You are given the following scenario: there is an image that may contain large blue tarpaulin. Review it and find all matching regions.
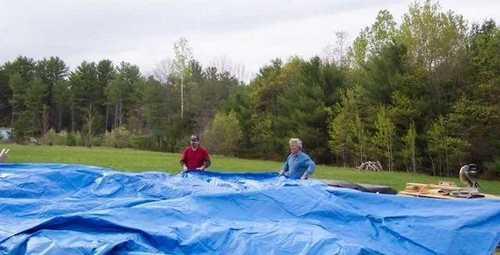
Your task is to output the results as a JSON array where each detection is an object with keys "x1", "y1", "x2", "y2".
[{"x1": 0, "y1": 163, "x2": 499, "y2": 254}]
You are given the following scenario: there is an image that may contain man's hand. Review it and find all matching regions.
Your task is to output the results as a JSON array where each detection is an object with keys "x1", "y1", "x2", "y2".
[
  {"x1": 279, "y1": 169, "x2": 286, "y2": 176},
  {"x1": 0, "y1": 148, "x2": 9, "y2": 162},
  {"x1": 179, "y1": 165, "x2": 189, "y2": 176},
  {"x1": 300, "y1": 174, "x2": 308, "y2": 180}
]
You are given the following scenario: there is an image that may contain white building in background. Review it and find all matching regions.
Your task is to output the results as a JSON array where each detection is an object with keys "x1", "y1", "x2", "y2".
[{"x1": 0, "y1": 128, "x2": 12, "y2": 141}]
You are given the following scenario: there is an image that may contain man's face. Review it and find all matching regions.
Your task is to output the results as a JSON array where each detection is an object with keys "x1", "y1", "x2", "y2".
[
  {"x1": 190, "y1": 139, "x2": 200, "y2": 148},
  {"x1": 290, "y1": 144, "x2": 300, "y2": 154}
]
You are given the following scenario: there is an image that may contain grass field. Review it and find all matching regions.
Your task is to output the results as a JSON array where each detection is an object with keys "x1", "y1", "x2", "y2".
[{"x1": 3, "y1": 144, "x2": 500, "y2": 195}]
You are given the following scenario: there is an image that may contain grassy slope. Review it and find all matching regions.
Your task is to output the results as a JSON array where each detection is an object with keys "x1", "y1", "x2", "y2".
[{"x1": 4, "y1": 144, "x2": 500, "y2": 195}]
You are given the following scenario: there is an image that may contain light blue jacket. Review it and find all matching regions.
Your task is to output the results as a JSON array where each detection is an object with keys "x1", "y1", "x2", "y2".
[{"x1": 282, "y1": 152, "x2": 316, "y2": 179}]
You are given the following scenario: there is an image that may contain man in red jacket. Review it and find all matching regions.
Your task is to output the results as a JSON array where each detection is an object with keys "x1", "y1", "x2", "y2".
[{"x1": 180, "y1": 135, "x2": 211, "y2": 171}]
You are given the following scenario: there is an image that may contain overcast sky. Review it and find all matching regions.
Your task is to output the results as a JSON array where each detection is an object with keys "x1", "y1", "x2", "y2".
[{"x1": 1, "y1": 0, "x2": 498, "y2": 80}]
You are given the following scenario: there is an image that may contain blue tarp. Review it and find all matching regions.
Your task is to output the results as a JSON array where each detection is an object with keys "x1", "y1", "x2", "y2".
[{"x1": 0, "y1": 163, "x2": 499, "y2": 255}]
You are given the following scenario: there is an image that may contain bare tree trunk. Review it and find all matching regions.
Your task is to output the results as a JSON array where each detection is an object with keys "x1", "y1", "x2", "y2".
[
  {"x1": 85, "y1": 104, "x2": 94, "y2": 147},
  {"x1": 57, "y1": 106, "x2": 62, "y2": 132},
  {"x1": 445, "y1": 145, "x2": 449, "y2": 177},
  {"x1": 10, "y1": 111, "x2": 14, "y2": 127},
  {"x1": 71, "y1": 104, "x2": 75, "y2": 132},
  {"x1": 430, "y1": 155, "x2": 436, "y2": 176},
  {"x1": 389, "y1": 147, "x2": 393, "y2": 172},
  {"x1": 118, "y1": 100, "x2": 123, "y2": 127},
  {"x1": 342, "y1": 145, "x2": 346, "y2": 168},
  {"x1": 42, "y1": 105, "x2": 49, "y2": 135},
  {"x1": 105, "y1": 104, "x2": 109, "y2": 132},
  {"x1": 412, "y1": 146, "x2": 416, "y2": 173},
  {"x1": 181, "y1": 75, "x2": 184, "y2": 119},
  {"x1": 439, "y1": 155, "x2": 443, "y2": 177},
  {"x1": 114, "y1": 103, "x2": 119, "y2": 129},
  {"x1": 385, "y1": 141, "x2": 391, "y2": 172}
]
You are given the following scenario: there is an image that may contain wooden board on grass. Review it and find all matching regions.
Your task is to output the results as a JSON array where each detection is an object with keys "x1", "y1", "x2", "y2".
[{"x1": 399, "y1": 182, "x2": 500, "y2": 200}]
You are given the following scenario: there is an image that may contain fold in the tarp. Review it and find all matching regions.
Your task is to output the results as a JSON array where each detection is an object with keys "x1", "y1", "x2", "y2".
[{"x1": 0, "y1": 163, "x2": 499, "y2": 254}]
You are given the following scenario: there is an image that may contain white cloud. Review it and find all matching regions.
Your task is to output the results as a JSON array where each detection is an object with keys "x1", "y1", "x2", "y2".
[{"x1": 0, "y1": 0, "x2": 498, "y2": 80}]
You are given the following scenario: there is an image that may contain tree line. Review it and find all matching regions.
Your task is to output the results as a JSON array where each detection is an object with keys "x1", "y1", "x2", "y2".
[
  {"x1": 0, "y1": 1, "x2": 498, "y2": 177},
  {"x1": 0, "y1": 37, "x2": 241, "y2": 152}
]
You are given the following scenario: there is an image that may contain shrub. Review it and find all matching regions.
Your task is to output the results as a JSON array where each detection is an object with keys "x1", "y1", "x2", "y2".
[
  {"x1": 66, "y1": 132, "x2": 77, "y2": 146},
  {"x1": 40, "y1": 129, "x2": 56, "y2": 145},
  {"x1": 54, "y1": 131, "x2": 68, "y2": 145},
  {"x1": 74, "y1": 132, "x2": 83, "y2": 146},
  {"x1": 40, "y1": 129, "x2": 67, "y2": 145},
  {"x1": 129, "y1": 135, "x2": 155, "y2": 150},
  {"x1": 92, "y1": 135, "x2": 103, "y2": 147},
  {"x1": 204, "y1": 111, "x2": 242, "y2": 156},
  {"x1": 484, "y1": 159, "x2": 500, "y2": 180},
  {"x1": 103, "y1": 127, "x2": 131, "y2": 148},
  {"x1": 64, "y1": 131, "x2": 83, "y2": 146}
]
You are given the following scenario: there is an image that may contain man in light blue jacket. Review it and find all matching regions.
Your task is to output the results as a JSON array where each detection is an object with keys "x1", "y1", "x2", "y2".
[{"x1": 279, "y1": 138, "x2": 316, "y2": 180}]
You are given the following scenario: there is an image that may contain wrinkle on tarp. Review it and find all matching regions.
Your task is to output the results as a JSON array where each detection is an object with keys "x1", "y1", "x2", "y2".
[{"x1": 0, "y1": 163, "x2": 499, "y2": 255}]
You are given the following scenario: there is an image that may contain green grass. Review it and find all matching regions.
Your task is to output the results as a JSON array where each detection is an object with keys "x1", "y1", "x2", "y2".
[{"x1": 3, "y1": 144, "x2": 500, "y2": 195}]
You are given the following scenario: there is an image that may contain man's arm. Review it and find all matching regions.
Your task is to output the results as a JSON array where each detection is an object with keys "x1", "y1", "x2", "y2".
[
  {"x1": 279, "y1": 158, "x2": 289, "y2": 176},
  {"x1": 196, "y1": 149, "x2": 211, "y2": 170},
  {"x1": 202, "y1": 159, "x2": 211, "y2": 169},
  {"x1": 301, "y1": 157, "x2": 316, "y2": 180},
  {"x1": 180, "y1": 160, "x2": 188, "y2": 170},
  {"x1": 180, "y1": 148, "x2": 188, "y2": 170}
]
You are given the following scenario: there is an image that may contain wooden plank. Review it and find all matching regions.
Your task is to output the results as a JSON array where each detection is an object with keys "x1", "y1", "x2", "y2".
[
  {"x1": 398, "y1": 191, "x2": 456, "y2": 200},
  {"x1": 405, "y1": 182, "x2": 462, "y2": 191},
  {"x1": 400, "y1": 182, "x2": 500, "y2": 200}
]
